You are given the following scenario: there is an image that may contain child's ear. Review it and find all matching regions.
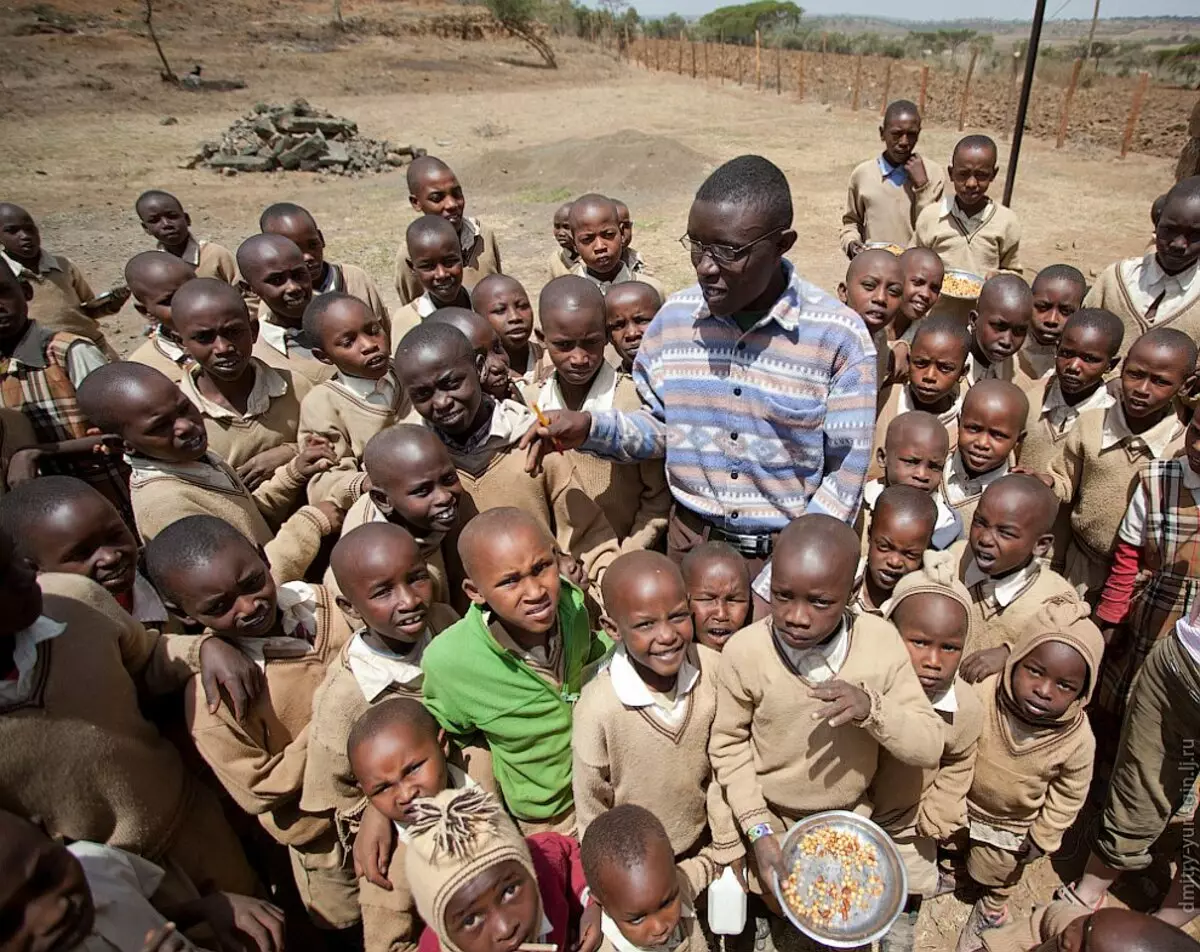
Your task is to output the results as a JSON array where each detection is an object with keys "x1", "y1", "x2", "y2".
[
  {"x1": 313, "y1": 347, "x2": 333, "y2": 366},
  {"x1": 316, "y1": 229, "x2": 327, "y2": 250},
  {"x1": 19, "y1": 280, "x2": 33, "y2": 302},
  {"x1": 967, "y1": 310, "x2": 978, "y2": 329},
  {"x1": 161, "y1": 595, "x2": 196, "y2": 627},
  {"x1": 837, "y1": 282, "x2": 849, "y2": 305},
  {"x1": 369, "y1": 487, "x2": 394, "y2": 516},
  {"x1": 408, "y1": 194, "x2": 421, "y2": 214},
  {"x1": 777, "y1": 229, "x2": 798, "y2": 256},
  {"x1": 875, "y1": 445, "x2": 887, "y2": 470},
  {"x1": 474, "y1": 352, "x2": 486, "y2": 378},
  {"x1": 599, "y1": 613, "x2": 621, "y2": 643},
  {"x1": 462, "y1": 577, "x2": 486, "y2": 608},
  {"x1": 236, "y1": 279, "x2": 253, "y2": 296},
  {"x1": 1032, "y1": 532, "x2": 1054, "y2": 560},
  {"x1": 335, "y1": 594, "x2": 362, "y2": 622},
  {"x1": 183, "y1": 212, "x2": 192, "y2": 228},
  {"x1": 437, "y1": 727, "x2": 448, "y2": 755},
  {"x1": 1106, "y1": 356, "x2": 1120, "y2": 374}
]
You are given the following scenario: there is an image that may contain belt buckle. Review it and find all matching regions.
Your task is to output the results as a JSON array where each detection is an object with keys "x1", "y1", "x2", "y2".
[{"x1": 722, "y1": 529, "x2": 773, "y2": 559}]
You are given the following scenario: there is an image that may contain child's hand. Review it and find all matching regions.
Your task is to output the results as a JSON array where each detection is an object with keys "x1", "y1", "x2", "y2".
[
  {"x1": 730, "y1": 856, "x2": 749, "y2": 890},
  {"x1": 81, "y1": 285, "x2": 131, "y2": 316},
  {"x1": 141, "y1": 924, "x2": 188, "y2": 952},
  {"x1": 353, "y1": 801, "x2": 397, "y2": 890},
  {"x1": 889, "y1": 340, "x2": 910, "y2": 384},
  {"x1": 751, "y1": 834, "x2": 788, "y2": 892},
  {"x1": 196, "y1": 893, "x2": 285, "y2": 952},
  {"x1": 809, "y1": 680, "x2": 872, "y2": 727},
  {"x1": 6, "y1": 448, "x2": 43, "y2": 486},
  {"x1": 904, "y1": 154, "x2": 929, "y2": 189},
  {"x1": 575, "y1": 903, "x2": 603, "y2": 952},
  {"x1": 1008, "y1": 466, "x2": 1054, "y2": 489},
  {"x1": 312, "y1": 500, "x2": 345, "y2": 536},
  {"x1": 198, "y1": 637, "x2": 264, "y2": 722},
  {"x1": 556, "y1": 549, "x2": 588, "y2": 589},
  {"x1": 293, "y1": 436, "x2": 336, "y2": 478},
  {"x1": 959, "y1": 646, "x2": 1010, "y2": 684},
  {"x1": 237, "y1": 445, "x2": 296, "y2": 490}
]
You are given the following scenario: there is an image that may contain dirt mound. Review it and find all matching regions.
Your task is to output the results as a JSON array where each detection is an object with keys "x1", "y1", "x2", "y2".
[{"x1": 459, "y1": 131, "x2": 713, "y2": 200}]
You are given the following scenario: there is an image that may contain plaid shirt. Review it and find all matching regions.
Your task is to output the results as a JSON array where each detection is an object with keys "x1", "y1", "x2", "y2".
[{"x1": 584, "y1": 262, "x2": 877, "y2": 532}]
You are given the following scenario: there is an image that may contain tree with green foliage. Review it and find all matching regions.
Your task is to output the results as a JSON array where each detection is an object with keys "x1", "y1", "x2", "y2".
[
  {"x1": 697, "y1": 0, "x2": 803, "y2": 44},
  {"x1": 482, "y1": 0, "x2": 557, "y2": 67}
]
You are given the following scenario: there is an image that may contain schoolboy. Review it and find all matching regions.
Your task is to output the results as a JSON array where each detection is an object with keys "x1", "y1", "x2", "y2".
[
  {"x1": 173, "y1": 278, "x2": 310, "y2": 483},
  {"x1": 531, "y1": 277, "x2": 670, "y2": 552},
  {"x1": 346, "y1": 698, "x2": 481, "y2": 952},
  {"x1": 0, "y1": 202, "x2": 122, "y2": 356},
  {"x1": 0, "y1": 529, "x2": 260, "y2": 900},
  {"x1": 613, "y1": 198, "x2": 654, "y2": 276},
  {"x1": 236, "y1": 233, "x2": 334, "y2": 387},
  {"x1": 569, "y1": 194, "x2": 665, "y2": 298},
  {"x1": 873, "y1": 314, "x2": 971, "y2": 475},
  {"x1": 573, "y1": 552, "x2": 739, "y2": 890},
  {"x1": 871, "y1": 551, "x2": 982, "y2": 952},
  {"x1": 983, "y1": 906, "x2": 1200, "y2": 952},
  {"x1": 949, "y1": 475, "x2": 1078, "y2": 683},
  {"x1": 605, "y1": 280, "x2": 662, "y2": 376},
  {"x1": 146, "y1": 514, "x2": 357, "y2": 931},
  {"x1": 957, "y1": 599, "x2": 1100, "y2": 950},
  {"x1": 472, "y1": 273, "x2": 544, "y2": 387},
  {"x1": 863, "y1": 411, "x2": 963, "y2": 551},
  {"x1": 1015, "y1": 265, "x2": 1087, "y2": 387},
  {"x1": 966, "y1": 274, "x2": 1032, "y2": 387},
  {"x1": 124, "y1": 250, "x2": 197, "y2": 383},
  {"x1": 427, "y1": 306, "x2": 518, "y2": 403},
  {"x1": 0, "y1": 258, "x2": 130, "y2": 516},
  {"x1": 893, "y1": 246, "x2": 944, "y2": 342},
  {"x1": 855, "y1": 484, "x2": 936, "y2": 616},
  {"x1": 135, "y1": 189, "x2": 238, "y2": 284},
  {"x1": 396, "y1": 322, "x2": 620, "y2": 583},
  {"x1": 841, "y1": 99, "x2": 944, "y2": 258},
  {"x1": 940, "y1": 380, "x2": 1028, "y2": 530},
  {"x1": 260, "y1": 201, "x2": 390, "y2": 325},
  {"x1": 422, "y1": 507, "x2": 614, "y2": 834},
  {"x1": 912, "y1": 135, "x2": 1022, "y2": 278},
  {"x1": 75, "y1": 362, "x2": 338, "y2": 582},
  {"x1": 581, "y1": 805, "x2": 709, "y2": 952},
  {"x1": 394, "y1": 156, "x2": 502, "y2": 305},
  {"x1": 839, "y1": 247, "x2": 905, "y2": 392},
  {"x1": 393, "y1": 215, "x2": 474, "y2": 336},
  {"x1": 404, "y1": 788, "x2": 598, "y2": 952},
  {"x1": 549, "y1": 199, "x2": 579, "y2": 279},
  {"x1": 1082, "y1": 175, "x2": 1200, "y2": 358},
  {"x1": 299, "y1": 291, "x2": 411, "y2": 506},
  {"x1": 709, "y1": 515, "x2": 943, "y2": 902},
  {"x1": 1042, "y1": 326, "x2": 1194, "y2": 602},
  {"x1": 680, "y1": 541, "x2": 750, "y2": 652}
]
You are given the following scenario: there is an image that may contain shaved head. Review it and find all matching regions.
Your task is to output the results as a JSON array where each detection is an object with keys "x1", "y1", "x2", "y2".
[
  {"x1": 170, "y1": 277, "x2": 249, "y2": 332},
  {"x1": 539, "y1": 275, "x2": 606, "y2": 334},
  {"x1": 962, "y1": 378, "x2": 1028, "y2": 426},
  {"x1": 395, "y1": 321, "x2": 474, "y2": 372},
  {"x1": 899, "y1": 246, "x2": 942, "y2": 274},
  {"x1": 883, "y1": 99, "x2": 920, "y2": 125},
  {"x1": 1073, "y1": 908, "x2": 1200, "y2": 952},
  {"x1": 236, "y1": 233, "x2": 304, "y2": 278},
  {"x1": 347, "y1": 696, "x2": 441, "y2": 767},
  {"x1": 426, "y1": 306, "x2": 492, "y2": 342},
  {"x1": 406, "y1": 213, "x2": 459, "y2": 254},
  {"x1": 406, "y1": 155, "x2": 455, "y2": 193},
  {"x1": 75, "y1": 362, "x2": 177, "y2": 433},
  {"x1": 259, "y1": 201, "x2": 317, "y2": 233},
  {"x1": 569, "y1": 193, "x2": 620, "y2": 231},
  {"x1": 886, "y1": 410, "x2": 950, "y2": 457},
  {"x1": 985, "y1": 474, "x2": 1059, "y2": 535},
  {"x1": 875, "y1": 483, "x2": 936, "y2": 528},
  {"x1": 605, "y1": 280, "x2": 661, "y2": 314},
  {"x1": 774, "y1": 513, "x2": 860, "y2": 578},
  {"x1": 600, "y1": 550, "x2": 684, "y2": 619},
  {"x1": 331, "y1": 522, "x2": 421, "y2": 591},
  {"x1": 364, "y1": 423, "x2": 450, "y2": 479},
  {"x1": 0, "y1": 202, "x2": 34, "y2": 225},
  {"x1": 457, "y1": 507, "x2": 554, "y2": 580},
  {"x1": 123, "y1": 251, "x2": 196, "y2": 297},
  {"x1": 977, "y1": 272, "x2": 1033, "y2": 315},
  {"x1": 847, "y1": 248, "x2": 903, "y2": 282},
  {"x1": 1129, "y1": 325, "x2": 1198, "y2": 370}
]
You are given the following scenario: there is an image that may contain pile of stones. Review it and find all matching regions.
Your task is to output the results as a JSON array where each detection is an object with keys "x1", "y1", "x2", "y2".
[{"x1": 184, "y1": 99, "x2": 425, "y2": 176}]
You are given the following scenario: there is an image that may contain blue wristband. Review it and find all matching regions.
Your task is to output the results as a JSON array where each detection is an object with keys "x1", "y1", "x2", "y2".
[{"x1": 746, "y1": 823, "x2": 774, "y2": 843}]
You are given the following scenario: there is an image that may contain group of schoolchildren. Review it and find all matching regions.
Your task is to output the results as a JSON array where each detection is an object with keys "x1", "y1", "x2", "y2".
[{"x1": 0, "y1": 96, "x2": 1198, "y2": 952}]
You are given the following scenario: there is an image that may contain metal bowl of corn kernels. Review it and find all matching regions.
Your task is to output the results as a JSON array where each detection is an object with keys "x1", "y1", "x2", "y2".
[
  {"x1": 771, "y1": 811, "x2": 907, "y2": 948},
  {"x1": 941, "y1": 269, "x2": 985, "y2": 300},
  {"x1": 864, "y1": 241, "x2": 905, "y2": 256}
]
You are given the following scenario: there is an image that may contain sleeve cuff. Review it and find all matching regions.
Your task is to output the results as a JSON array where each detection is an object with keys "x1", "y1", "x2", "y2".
[{"x1": 297, "y1": 505, "x2": 335, "y2": 536}]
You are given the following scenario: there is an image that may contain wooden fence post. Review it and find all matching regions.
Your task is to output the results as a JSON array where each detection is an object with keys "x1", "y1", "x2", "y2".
[
  {"x1": 691, "y1": 39, "x2": 696, "y2": 78},
  {"x1": 918, "y1": 63, "x2": 929, "y2": 113},
  {"x1": 677, "y1": 32, "x2": 684, "y2": 74},
  {"x1": 719, "y1": 32, "x2": 724, "y2": 84},
  {"x1": 775, "y1": 43, "x2": 782, "y2": 94},
  {"x1": 737, "y1": 44, "x2": 743, "y2": 85},
  {"x1": 1121, "y1": 71, "x2": 1151, "y2": 159},
  {"x1": 821, "y1": 31, "x2": 827, "y2": 54},
  {"x1": 796, "y1": 52, "x2": 805, "y2": 100},
  {"x1": 703, "y1": 40, "x2": 709, "y2": 80},
  {"x1": 1056, "y1": 57, "x2": 1083, "y2": 148},
  {"x1": 879, "y1": 60, "x2": 892, "y2": 116},
  {"x1": 851, "y1": 54, "x2": 863, "y2": 111},
  {"x1": 958, "y1": 47, "x2": 978, "y2": 131},
  {"x1": 755, "y1": 30, "x2": 762, "y2": 92}
]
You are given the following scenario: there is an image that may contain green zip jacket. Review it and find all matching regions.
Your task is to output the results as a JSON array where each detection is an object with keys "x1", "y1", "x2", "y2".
[{"x1": 421, "y1": 581, "x2": 612, "y2": 821}]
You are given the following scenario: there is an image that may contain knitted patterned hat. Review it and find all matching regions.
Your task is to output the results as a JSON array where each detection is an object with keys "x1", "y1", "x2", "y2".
[
  {"x1": 883, "y1": 549, "x2": 973, "y2": 644},
  {"x1": 1003, "y1": 596, "x2": 1104, "y2": 722},
  {"x1": 404, "y1": 787, "x2": 541, "y2": 952}
]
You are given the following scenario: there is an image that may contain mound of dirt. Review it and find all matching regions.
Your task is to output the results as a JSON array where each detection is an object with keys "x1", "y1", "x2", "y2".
[{"x1": 459, "y1": 131, "x2": 713, "y2": 199}]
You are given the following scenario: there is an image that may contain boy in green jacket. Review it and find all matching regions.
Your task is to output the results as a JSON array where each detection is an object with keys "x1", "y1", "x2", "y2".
[{"x1": 422, "y1": 506, "x2": 612, "y2": 835}]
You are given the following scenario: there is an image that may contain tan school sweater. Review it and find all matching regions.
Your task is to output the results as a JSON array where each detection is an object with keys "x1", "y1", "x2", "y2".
[
  {"x1": 394, "y1": 221, "x2": 502, "y2": 305},
  {"x1": 330, "y1": 262, "x2": 390, "y2": 329},
  {"x1": 911, "y1": 200, "x2": 1022, "y2": 277},
  {"x1": 14, "y1": 252, "x2": 118, "y2": 357},
  {"x1": 298, "y1": 375, "x2": 415, "y2": 507},
  {"x1": 597, "y1": 871, "x2": 708, "y2": 952},
  {"x1": 573, "y1": 644, "x2": 742, "y2": 885},
  {"x1": 868, "y1": 381, "x2": 962, "y2": 482},
  {"x1": 127, "y1": 334, "x2": 190, "y2": 384},
  {"x1": 1083, "y1": 259, "x2": 1200, "y2": 359},
  {"x1": 839, "y1": 157, "x2": 946, "y2": 256},
  {"x1": 869, "y1": 676, "x2": 984, "y2": 841},
  {"x1": 184, "y1": 584, "x2": 352, "y2": 847},
  {"x1": 709, "y1": 614, "x2": 944, "y2": 833},
  {"x1": 0, "y1": 573, "x2": 205, "y2": 860},
  {"x1": 252, "y1": 332, "x2": 337, "y2": 389}
]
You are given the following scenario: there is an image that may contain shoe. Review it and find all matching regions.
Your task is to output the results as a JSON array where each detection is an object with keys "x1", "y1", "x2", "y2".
[
  {"x1": 933, "y1": 868, "x2": 957, "y2": 898},
  {"x1": 879, "y1": 907, "x2": 918, "y2": 952},
  {"x1": 954, "y1": 900, "x2": 1009, "y2": 952}
]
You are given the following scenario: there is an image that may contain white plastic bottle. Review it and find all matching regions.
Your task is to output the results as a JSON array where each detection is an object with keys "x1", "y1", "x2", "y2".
[{"x1": 707, "y1": 866, "x2": 747, "y2": 935}]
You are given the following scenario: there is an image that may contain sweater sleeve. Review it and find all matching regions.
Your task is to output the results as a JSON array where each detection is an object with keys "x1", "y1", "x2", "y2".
[
  {"x1": 544, "y1": 457, "x2": 621, "y2": 587},
  {"x1": 839, "y1": 173, "x2": 866, "y2": 256},
  {"x1": 1046, "y1": 425, "x2": 1084, "y2": 507},
  {"x1": 807, "y1": 337, "x2": 877, "y2": 522},
  {"x1": 913, "y1": 166, "x2": 944, "y2": 214},
  {"x1": 701, "y1": 771, "x2": 746, "y2": 867},
  {"x1": 570, "y1": 694, "x2": 614, "y2": 840},
  {"x1": 1029, "y1": 732, "x2": 1095, "y2": 854},
  {"x1": 708, "y1": 646, "x2": 772, "y2": 834},
  {"x1": 298, "y1": 388, "x2": 362, "y2": 506},
  {"x1": 67, "y1": 258, "x2": 95, "y2": 305},
  {"x1": 1096, "y1": 540, "x2": 1143, "y2": 626},
  {"x1": 859, "y1": 648, "x2": 944, "y2": 770},
  {"x1": 265, "y1": 505, "x2": 332, "y2": 584},
  {"x1": 998, "y1": 219, "x2": 1023, "y2": 275},
  {"x1": 619, "y1": 459, "x2": 671, "y2": 554},
  {"x1": 916, "y1": 720, "x2": 981, "y2": 841},
  {"x1": 583, "y1": 319, "x2": 668, "y2": 464},
  {"x1": 251, "y1": 456, "x2": 307, "y2": 526}
]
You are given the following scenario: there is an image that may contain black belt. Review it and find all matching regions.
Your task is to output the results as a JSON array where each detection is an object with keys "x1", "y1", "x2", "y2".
[{"x1": 676, "y1": 507, "x2": 777, "y2": 558}]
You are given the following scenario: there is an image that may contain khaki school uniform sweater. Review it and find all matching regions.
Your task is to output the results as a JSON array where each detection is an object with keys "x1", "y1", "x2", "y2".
[
  {"x1": 180, "y1": 360, "x2": 310, "y2": 474},
  {"x1": 839, "y1": 157, "x2": 946, "y2": 255},
  {"x1": 394, "y1": 220, "x2": 502, "y2": 305},
  {"x1": 252, "y1": 329, "x2": 337, "y2": 389},
  {"x1": 3, "y1": 251, "x2": 117, "y2": 357},
  {"x1": 327, "y1": 262, "x2": 390, "y2": 329},
  {"x1": 127, "y1": 333, "x2": 190, "y2": 384},
  {"x1": 868, "y1": 381, "x2": 962, "y2": 481},
  {"x1": 911, "y1": 200, "x2": 1022, "y2": 277},
  {"x1": 184, "y1": 584, "x2": 352, "y2": 848},
  {"x1": 597, "y1": 872, "x2": 708, "y2": 952},
  {"x1": 950, "y1": 541, "x2": 1079, "y2": 654},
  {"x1": 0, "y1": 573, "x2": 205, "y2": 860},
  {"x1": 298, "y1": 374, "x2": 415, "y2": 507},
  {"x1": 709, "y1": 614, "x2": 944, "y2": 833},
  {"x1": 1016, "y1": 377, "x2": 1104, "y2": 476},
  {"x1": 130, "y1": 453, "x2": 330, "y2": 583},
  {"x1": 1083, "y1": 260, "x2": 1200, "y2": 359},
  {"x1": 573, "y1": 644, "x2": 742, "y2": 886},
  {"x1": 548, "y1": 246, "x2": 577, "y2": 280},
  {"x1": 869, "y1": 677, "x2": 984, "y2": 841}
]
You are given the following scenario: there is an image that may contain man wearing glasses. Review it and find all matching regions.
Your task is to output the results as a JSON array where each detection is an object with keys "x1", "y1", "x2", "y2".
[{"x1": 522, "y1": 154, "x2": 877, "y2": 610}]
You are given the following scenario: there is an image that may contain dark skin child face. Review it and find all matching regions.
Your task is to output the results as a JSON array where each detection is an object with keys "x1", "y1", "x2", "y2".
[
  {"x1": 880, "y1": 111, "x2": 920, "y2": 165},
  {"x1": 1120, "y1": 341, "x2": 1190, "y2": 422},
  {"x1": 571, "y1": 205, "x2": 623, "y2": 277},
  {"x1": 1010, "y1": 640, "x2": 1087, "y2": 724},
  {"x1": 900, "y1": 256, "x2": 943, "y2": 321},
  {"x1": 127, "y1": 262, "x2": 195, "y2": 328},
  {"x1": 893, "y1": 593, "x2": 967, "y2": 698},
  {"x1": 409, "y1": 233, "x2": 465, "y2": 306},
  {"x1": 684, "y1": 556, "x2": 750, "y2": 651},
  {"x1": 552, "y1": 205, "x2": 574, "y2": 251},
  {"x1": 0, "y1": 536, "x2": 44, "y2": 640},
  {"x1": 350, "y1": 722, "x2": 449, "y2": 826},
  {"x1": 971, "y1": 300, "x2": 1030, "y2": 367},
  {"x1": 605, "y1": 288, "x2": 658, "y2": 370},
  {"x1": 0, "y1": 207, "x2": 41, "y2": 264},
  {"x1": 264, "y1": 214, "x2": 326, "y2": 285},
  {"x1": 594, "y1": 838, "x2": 683, "y2": 949},
  {"x1": 907, "y1": 332, "x2": 968, "y2": 410},
  {"x1": 410, "y1": 169, "x2": 466, "y2": 230},
  {"x1": 165, "y1": 538, "x2": 277, "y2": 638},
  {"x1": 1186, "y1": 419, "x2": 1200, "y2": 478},
  {"x1": 243, "y1": 245, "x2": 312, "y2": 323},
  {"x1": 602, "y1": 570, "x2": 694, "y2": 694},
  {"x1": 1154, "y1": 194, "x2": 1200, "y2": 275},
  {"x1": 399, "y1": 346, "x2": 486, "y2": 437},
  {"x1": 32, "y1": 492, "x2": 139, "y2": 597},
  {"x1": 452, "y1": 318, "x2": 511, "y2": 402},
  {"x1": 969, "y1": 487, "x2": 1053, "y2": 577},
  {"x1": 119, "y1": 379, "x2": 209, "y2": 463},
  {"x1": 314, "y1": 300, "x2": 390, "y2": 380},
  {"x1": 947, "y1": 145, "x2": 997, "y2": 214},
  {"x1": 769, "y1": 542, "x2": 855, "y2": 650},
  {"x1": 137, "y1": 195, "x2": 190, "y2": 251},
  {"x1": 881, "y1": 424, "x2": 948, "y2": 493},
  {"x1": 0, "y1": 818, "x2": 95, "y2": 952},
  {"x1": 0, "y1": 272, "x2": 32, "y2": 344},
  {"x1": 474, "y1": 279, "x2": 534, "y2": 354},
  {"x1": 685, "y1": 200, "x2": 796, "y2": 317},
  {"x1": 1029, "y1": 276, "x2": 1084, "y2": 347},
  {"x1": 956, "y1": 395, "x2": 1023, "y2": 477},
  {"x1": 443, "y1": 859, "x2": 540, "y2": 952},
  {"x1": 839, "y1": 252, "x2": 904, "y2": 335},
  {"x1": 866, "y1": 509, "x2": 933, "y2": 595},
  {"x1": 175, "y1": 302, "x2": 255, "y2": 382},
  {"x1": 542, "y1": 306, "x2": 607, "y2": 389},
  {"x1": 1055, "y1": 324, "x2": 1118, "y2": 397},
  {"x1": 370, "y1": 445, "x2": 463, "y2": 536},
  {"x1": 335, "y1": 534, "x2": 434, "y2": 646},
  {"x1": 462, "y1": 522, "x2": 562, "y2": 639}
]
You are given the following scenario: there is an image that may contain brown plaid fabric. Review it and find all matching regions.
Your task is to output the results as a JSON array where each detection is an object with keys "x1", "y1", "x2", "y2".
[{"x1": 1099, "y1": 458, "x2": 1200, "y2": 719}]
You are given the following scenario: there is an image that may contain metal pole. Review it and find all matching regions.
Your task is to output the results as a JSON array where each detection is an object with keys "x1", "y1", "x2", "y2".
[{"x1": 1003, "y1": 0, "x2": 1047, "y2": 206}]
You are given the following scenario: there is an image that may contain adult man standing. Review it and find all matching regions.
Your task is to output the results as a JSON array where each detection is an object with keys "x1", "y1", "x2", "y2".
[{"x1": 522, "y1": 155, "x2": 877, "y2": 600}]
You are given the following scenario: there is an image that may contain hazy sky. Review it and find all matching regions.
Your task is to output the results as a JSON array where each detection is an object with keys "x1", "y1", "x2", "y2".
[{"x1": 632, "y1": 0, "x2": 1198, "y2": 21}]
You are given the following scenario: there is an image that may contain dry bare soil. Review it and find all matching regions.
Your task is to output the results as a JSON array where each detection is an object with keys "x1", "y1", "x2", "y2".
[{"x1": 0, "y1": 2, "x2": 1193, "y2": 947}]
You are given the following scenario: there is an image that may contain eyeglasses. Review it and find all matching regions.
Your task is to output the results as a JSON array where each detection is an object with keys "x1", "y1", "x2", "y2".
[{"x1": 678, "y1": 228, "x2": 785, "y2": 265}]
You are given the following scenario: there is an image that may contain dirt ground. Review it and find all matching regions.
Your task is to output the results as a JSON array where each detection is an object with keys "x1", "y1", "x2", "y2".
[{"x1": 0, "y1": 4, "x2": 1193, "y2": 948}]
